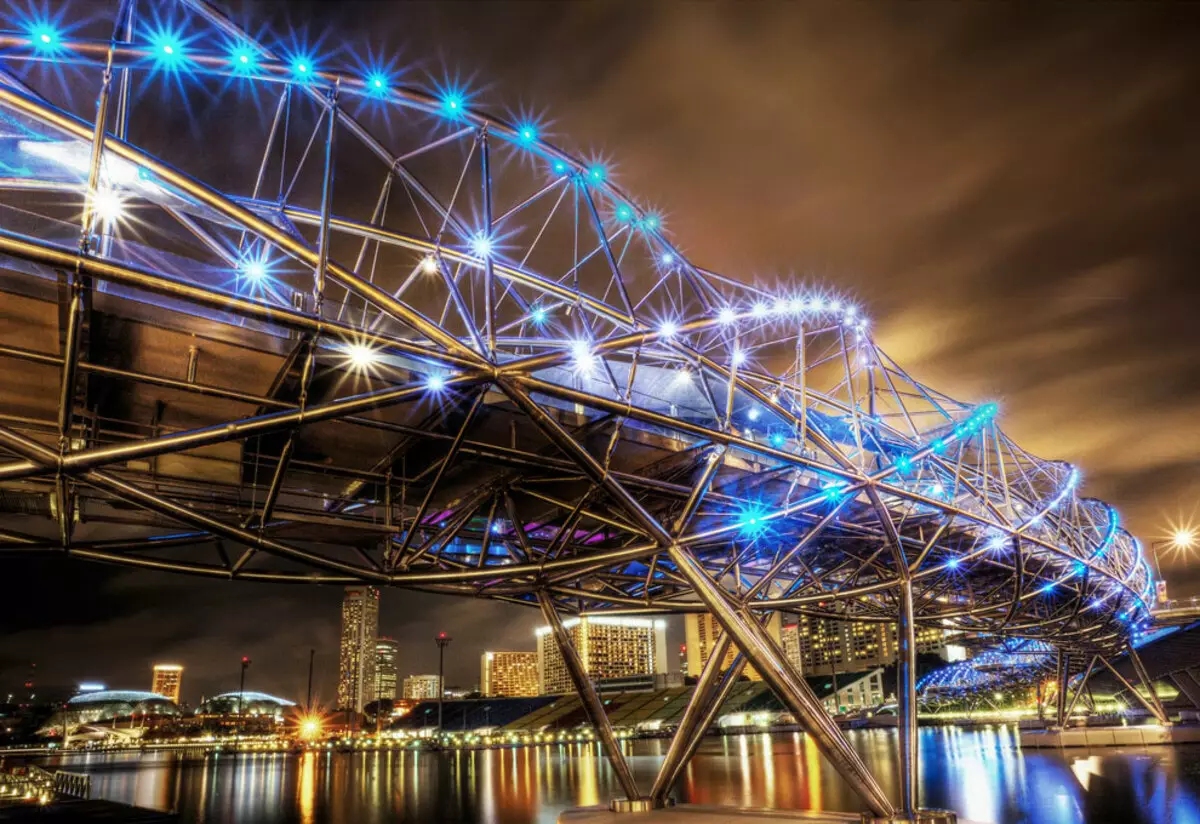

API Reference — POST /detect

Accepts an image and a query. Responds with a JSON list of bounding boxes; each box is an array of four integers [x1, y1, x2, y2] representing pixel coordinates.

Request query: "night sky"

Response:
[[2, 1, 1199, 706]]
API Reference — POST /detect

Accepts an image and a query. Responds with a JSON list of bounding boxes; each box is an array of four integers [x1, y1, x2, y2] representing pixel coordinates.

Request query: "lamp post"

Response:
[[435, 632, 452, 736], [238, 656, 250, 740], [1149, 528, 1197, 604]]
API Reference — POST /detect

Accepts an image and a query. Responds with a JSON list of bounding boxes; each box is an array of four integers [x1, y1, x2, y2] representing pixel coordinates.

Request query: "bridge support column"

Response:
[[1127, 645, 1169, 725], [650, 631, 739, 804], [665, 546, 896, 819], [1054, 651, 1070, 728], [1098, 653, 1168, 725], [1063, 656, 1098, 723], [897, 577, 919, 819], [535, 591, 645, 809]]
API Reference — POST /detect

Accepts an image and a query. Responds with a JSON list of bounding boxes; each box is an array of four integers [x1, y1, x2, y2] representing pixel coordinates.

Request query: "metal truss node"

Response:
[[0, 1, 1159, 817]]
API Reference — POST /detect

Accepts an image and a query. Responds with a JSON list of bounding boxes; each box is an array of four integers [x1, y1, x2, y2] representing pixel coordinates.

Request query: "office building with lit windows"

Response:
[[481, 651, 539, 698], [402, 674, 441, 700], [375, 638, 399, 701], [781, 616, 953, 675], [684, 612, 782, 681], [337, 586, 379, 712], [150, 664, 183, 703], [535, 615, 667, 695]]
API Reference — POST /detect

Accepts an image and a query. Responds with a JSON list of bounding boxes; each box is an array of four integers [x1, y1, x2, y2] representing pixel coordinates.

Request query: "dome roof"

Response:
[[67, 690, 172, 706], [196, 691, 295, 716]]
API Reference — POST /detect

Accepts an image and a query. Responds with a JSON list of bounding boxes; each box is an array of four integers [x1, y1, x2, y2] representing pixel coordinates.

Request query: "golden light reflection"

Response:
[[577, 746, 599, 807], [802, 732, 822, 811], [298, 751, 316, 824]]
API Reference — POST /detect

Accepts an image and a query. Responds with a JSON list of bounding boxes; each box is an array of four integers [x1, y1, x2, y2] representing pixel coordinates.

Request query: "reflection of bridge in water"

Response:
[[0, 3, 1163, 821]]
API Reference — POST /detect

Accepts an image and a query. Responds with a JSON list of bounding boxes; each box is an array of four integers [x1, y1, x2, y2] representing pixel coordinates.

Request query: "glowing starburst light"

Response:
[[29, 23, 60, 53], [469, 232, 494, 259], [420, 255, 440, 275], [90, 188, 125, 225], [570, 339, 595, 373], [345, 344, 379, 370]]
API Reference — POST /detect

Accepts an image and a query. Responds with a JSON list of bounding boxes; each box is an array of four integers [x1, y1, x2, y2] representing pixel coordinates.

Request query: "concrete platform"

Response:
[[559, 804, 977, 824], [1019, 724, 1200, 748]]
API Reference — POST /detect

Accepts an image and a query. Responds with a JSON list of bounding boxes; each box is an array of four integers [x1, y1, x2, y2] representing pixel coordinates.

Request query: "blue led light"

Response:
[[29, 23, 60, 53], [491, 521, 504, 534], [291, 56, 316, 80], [587, 164, 607, 183], [365, 71, 390, 97], [946, 558, 960, 570], [229, 43, 256, 73], [427, 374, 446, 392], [441, 91, 464, 117], [642, 213, 660, 231], [552, 160, 568, 174], [149, 30, 187, 70], [1039, 582, 1056, 595], [661, 252, 674, 265], [615, 204, 633, 222], [529, 306, 548, 325], [515, 122, 538, 145], [822, 483, 846, 502], [769, 432, 786, 448], [894, 454, 913, 474], [736, 501, 771, 539]]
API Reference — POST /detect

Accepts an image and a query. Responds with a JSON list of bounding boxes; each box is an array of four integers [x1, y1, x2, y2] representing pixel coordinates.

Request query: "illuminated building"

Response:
[[402, 674, 441, 700], [481, 651, 539, 698], [337, 586, 379, 712], [535, 615, 667, 695], [684, 612, 782, 681], [781, 617, 951, 675], [375, 638, 399, 701], [150, 664, 183, 703]]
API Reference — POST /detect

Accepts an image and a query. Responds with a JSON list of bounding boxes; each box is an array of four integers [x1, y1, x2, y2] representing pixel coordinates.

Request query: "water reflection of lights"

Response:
[[298, 751, 316, 824]]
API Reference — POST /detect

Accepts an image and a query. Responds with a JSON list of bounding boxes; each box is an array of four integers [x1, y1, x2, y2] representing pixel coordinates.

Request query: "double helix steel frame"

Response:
[[0, 2, 1160, 819]]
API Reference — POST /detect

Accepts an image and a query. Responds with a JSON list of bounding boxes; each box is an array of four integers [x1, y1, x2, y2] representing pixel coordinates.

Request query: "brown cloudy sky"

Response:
[[2, 1, 1198, 702]]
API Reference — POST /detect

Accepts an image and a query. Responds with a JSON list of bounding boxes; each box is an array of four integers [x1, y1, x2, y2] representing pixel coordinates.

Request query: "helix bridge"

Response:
[[0, 2, 1161, 818]]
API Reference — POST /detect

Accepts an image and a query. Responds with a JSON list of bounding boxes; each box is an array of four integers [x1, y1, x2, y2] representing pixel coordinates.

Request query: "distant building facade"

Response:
[[535, 615, 667, 695], [337, 586, 380, 712], [375, 638, 399, 701], [684, 613, 782, 681], [150, 664, 183, 703], [816, 668, 886, 713], [481, 651, 539, 698], [402, 674, 441, 700], [781, 616, 951, 675]]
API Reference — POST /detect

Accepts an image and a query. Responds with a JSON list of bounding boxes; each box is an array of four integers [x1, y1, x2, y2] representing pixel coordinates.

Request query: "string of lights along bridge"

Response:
[[0, 2, 1159, 821]]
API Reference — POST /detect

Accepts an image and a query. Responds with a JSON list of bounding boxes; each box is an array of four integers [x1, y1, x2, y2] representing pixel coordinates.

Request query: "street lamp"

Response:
[[1149, 528, 1198, 604], [238, 656, 250, 740], [435, 632, 452, 736]]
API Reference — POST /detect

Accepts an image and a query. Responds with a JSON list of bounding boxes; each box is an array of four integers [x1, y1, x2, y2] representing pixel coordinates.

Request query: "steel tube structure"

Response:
[[1097, 655, 1168, 725], [897, 578, 919, 819], [1126, 645, 1168, 725], [536, 591, 640, 803], [650, 631, 733, 803], [0, 3, 1160, 818]]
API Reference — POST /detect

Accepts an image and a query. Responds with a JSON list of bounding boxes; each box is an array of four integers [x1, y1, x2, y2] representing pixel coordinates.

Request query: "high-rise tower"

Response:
[[337, 586, 380, 712], [151, 664, 183, 702], [375, 637, 399, 702]]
